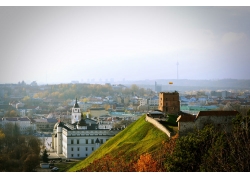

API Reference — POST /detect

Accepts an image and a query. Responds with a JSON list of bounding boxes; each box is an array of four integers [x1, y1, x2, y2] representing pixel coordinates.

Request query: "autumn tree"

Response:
[[23, 154, 40, 172], [134, 153, 158, 172]]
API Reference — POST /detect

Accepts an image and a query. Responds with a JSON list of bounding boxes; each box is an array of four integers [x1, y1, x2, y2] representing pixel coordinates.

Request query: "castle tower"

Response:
[[158, 91, 180, 115], [71, 98, 81, 124]]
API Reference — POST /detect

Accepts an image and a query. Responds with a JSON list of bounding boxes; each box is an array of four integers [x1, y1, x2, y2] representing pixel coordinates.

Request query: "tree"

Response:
[[42, 149, 49, 163], [0, 130, 5, 150], [23, 154, 40, 172], [4, 110, 18, 117], [28, 137, 41, 155], [134, 153, 158, 172]]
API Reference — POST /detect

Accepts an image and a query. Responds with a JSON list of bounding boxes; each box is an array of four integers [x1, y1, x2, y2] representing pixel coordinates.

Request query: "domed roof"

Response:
[[73, 98, 80, 108], [77, 118, 87, 126]]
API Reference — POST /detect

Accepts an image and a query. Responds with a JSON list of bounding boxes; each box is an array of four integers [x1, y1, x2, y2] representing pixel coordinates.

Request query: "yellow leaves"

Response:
[[0, 130, 5, 140]]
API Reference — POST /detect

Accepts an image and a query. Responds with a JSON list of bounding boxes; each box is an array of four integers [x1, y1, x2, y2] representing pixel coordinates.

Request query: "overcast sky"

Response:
[[0, 6, 250, 84]]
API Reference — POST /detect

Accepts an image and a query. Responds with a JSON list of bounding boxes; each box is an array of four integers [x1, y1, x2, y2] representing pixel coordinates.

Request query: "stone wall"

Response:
[[195, 116, 234, 132], [178, 121, 195, 136], [178, 115, 235, 136], [145, 115, 172, 138]]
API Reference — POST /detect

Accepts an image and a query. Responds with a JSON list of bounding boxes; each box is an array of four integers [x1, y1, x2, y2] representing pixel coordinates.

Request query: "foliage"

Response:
[[133, 153, 159, 172], [32, 83, 151, 102], [4, 110, 19, 117], [166, 114, 178, 126], [42, 149, 49, 163], [0, 124, 41, 172]]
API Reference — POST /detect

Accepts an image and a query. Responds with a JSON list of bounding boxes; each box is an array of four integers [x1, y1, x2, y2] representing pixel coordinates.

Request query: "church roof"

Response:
[[73, 98, 80, 108], [77, 118, 87, 126], [196, 110, 239, 117]]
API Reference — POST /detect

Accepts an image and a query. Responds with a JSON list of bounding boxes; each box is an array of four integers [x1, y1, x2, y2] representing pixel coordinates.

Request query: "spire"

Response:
[[73, 97, 80, 108]]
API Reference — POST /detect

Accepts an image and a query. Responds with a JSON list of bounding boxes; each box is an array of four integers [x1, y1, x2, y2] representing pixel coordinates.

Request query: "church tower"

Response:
[[71, 98, 81, 124]]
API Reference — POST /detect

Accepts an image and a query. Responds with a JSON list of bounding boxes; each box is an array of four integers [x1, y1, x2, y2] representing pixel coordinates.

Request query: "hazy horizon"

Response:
[[1, 6, 250, 84]]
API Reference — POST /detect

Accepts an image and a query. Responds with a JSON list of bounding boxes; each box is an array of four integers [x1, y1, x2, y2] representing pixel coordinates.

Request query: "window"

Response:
[[100, 139, 103, 144], [92, 147, 94, 151], [77, 154, 80, 157], [71, 147, 74, 151], [77, 147, 80, 151], [91, 139, 94, 144], [71, 154, 73, 157], [86, 154, 88, 157], [71, 139, 74, 144], [86, 147, 88, 151], [86, 139, 88, 144], [77, 139, 79, 144]]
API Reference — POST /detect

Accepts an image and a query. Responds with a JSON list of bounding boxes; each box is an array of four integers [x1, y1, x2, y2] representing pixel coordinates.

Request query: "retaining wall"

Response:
[[145, 115, 172, 138]]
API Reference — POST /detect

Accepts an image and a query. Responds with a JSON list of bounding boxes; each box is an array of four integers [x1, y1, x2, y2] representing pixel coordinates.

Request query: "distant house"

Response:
[[176, 111, 239, 136], [0, 117, 36, 134], [32, 118, 58, 132], [89, 108, 108, 118]]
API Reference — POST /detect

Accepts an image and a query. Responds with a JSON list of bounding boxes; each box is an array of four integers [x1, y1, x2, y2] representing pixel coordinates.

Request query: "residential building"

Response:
[[0, 117, 36, 134], [32, 118, 58, 132]]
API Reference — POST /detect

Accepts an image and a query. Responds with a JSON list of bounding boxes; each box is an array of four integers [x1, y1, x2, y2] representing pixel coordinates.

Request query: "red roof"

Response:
[[177, 110, 239, 122], [177, 114, 196, 122], [197, 111, 239, 117]]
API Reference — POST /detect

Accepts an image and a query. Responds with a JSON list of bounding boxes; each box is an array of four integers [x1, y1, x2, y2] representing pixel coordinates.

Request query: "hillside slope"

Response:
[[68, 114, 169, 172]]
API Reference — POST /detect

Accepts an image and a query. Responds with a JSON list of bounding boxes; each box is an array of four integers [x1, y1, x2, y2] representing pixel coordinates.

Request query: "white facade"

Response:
[[139, 98, 148, 106], [0, 117, 36, 134], [148, 97, 159, 106], [71, 98, 81, 124], [52, 98, 121, 159]]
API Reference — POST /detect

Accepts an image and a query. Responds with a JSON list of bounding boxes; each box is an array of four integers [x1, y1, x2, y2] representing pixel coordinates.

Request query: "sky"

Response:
[[0, 4, 250, 84]]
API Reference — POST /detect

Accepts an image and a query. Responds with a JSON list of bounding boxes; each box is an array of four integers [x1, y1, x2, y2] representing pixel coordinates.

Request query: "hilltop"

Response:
[[67, 114, 169, 172]]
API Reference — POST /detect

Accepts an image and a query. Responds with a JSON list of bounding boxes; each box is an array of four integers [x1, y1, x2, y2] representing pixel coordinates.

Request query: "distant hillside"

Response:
[[67, 114, 169, 172], [122, 79, 250, 91]]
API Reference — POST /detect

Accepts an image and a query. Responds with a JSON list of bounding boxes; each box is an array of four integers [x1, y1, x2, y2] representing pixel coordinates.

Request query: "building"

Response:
[[158, 91, 180, 115], [89, 108, 108, 118], [52, 99, 121, 159], [32, 118, 58, 132], [0, 117, 36, 134], [176, 110, 239, 136]]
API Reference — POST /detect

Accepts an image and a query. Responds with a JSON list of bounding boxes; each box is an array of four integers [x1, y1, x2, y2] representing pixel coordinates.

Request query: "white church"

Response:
[[52, 98, 121, 159]]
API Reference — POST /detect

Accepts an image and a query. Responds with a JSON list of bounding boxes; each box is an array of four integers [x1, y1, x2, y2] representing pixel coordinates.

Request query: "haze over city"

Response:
[[1, 5, 250, 84]]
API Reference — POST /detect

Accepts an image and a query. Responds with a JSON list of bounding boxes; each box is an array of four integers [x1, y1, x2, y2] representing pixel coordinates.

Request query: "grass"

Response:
[[67, 114, 169, 172]]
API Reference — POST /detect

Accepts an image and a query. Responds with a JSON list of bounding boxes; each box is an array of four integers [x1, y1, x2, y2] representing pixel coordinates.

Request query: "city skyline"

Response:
[[1, 6, 250, 84]]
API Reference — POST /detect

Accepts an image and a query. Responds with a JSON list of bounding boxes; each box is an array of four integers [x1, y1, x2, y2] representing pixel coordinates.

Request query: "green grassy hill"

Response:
[[67, 114, 169, 172]]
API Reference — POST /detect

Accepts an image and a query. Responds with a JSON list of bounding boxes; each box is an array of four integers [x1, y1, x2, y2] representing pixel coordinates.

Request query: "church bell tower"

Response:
[[71, 98, 81, 124]]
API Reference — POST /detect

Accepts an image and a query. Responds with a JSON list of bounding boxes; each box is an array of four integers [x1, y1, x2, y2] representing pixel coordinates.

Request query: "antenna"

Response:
[[177, 61, 179, 80]]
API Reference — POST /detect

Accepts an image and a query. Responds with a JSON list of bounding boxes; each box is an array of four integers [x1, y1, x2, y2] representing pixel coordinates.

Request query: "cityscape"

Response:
[[0, 5, 250, 174]]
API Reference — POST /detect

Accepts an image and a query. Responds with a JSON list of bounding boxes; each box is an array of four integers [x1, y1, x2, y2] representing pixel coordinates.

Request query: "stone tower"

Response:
[[158, 91, 180, 115]]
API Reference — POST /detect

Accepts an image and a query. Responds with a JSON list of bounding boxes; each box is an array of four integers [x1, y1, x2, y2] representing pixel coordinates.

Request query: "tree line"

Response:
[[0, 123, 42, 172]]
